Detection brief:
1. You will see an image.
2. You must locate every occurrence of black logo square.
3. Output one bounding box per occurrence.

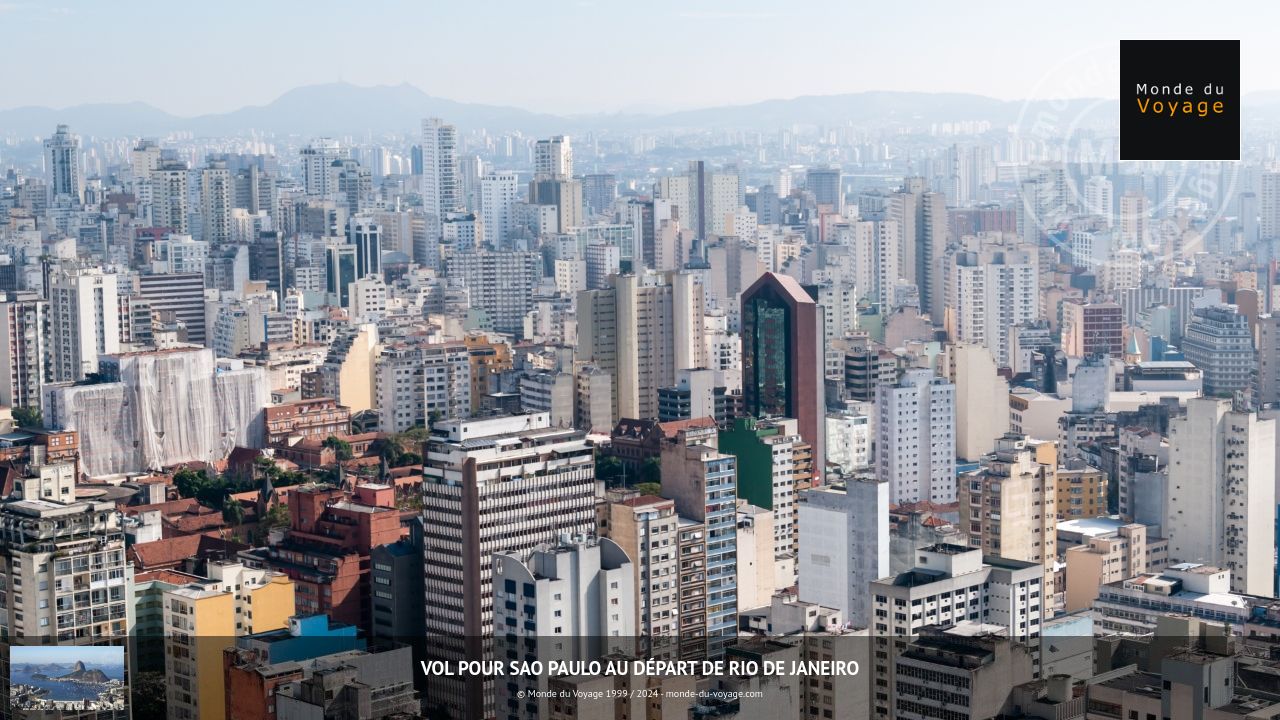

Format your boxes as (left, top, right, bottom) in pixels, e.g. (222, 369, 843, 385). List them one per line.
(1120, 39, 1240, 161)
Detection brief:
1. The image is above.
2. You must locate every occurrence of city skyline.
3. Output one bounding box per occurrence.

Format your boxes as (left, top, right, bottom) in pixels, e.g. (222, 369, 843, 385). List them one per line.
(3, 0, 1279, 116)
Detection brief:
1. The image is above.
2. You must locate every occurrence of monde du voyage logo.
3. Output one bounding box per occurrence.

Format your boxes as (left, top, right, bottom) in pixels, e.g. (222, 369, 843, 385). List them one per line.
(1120, 40, 1240, 161)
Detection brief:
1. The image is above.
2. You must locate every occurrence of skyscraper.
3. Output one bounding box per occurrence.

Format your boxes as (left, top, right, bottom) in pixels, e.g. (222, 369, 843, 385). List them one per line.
(48, 266, 120, 382)
(534, 135, 573, 178)
(578, 271, 706, 420)
(151, 159, 191, 234)
(420, 413, 596, 718)
(299, 137, 344, 196)
(478, 171, 518, 248)
(1164, 398, 1276, 595)
(0, 292, 48, 410)
(200, 160, 233, 244)
(1182, 304, 1255, 398)
(805, 166, 842, 212)
(876, 368, 957, 503)
(888, 179, 948, 321)
(421, 118, 459, 253)
(739, 272, 825, 474)
(347, 217, 382, 279)
(43, 124, 83, 203)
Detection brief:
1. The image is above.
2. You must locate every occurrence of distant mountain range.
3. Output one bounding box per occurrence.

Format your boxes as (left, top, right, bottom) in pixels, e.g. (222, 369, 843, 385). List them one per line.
(3, 82, 1280, 139)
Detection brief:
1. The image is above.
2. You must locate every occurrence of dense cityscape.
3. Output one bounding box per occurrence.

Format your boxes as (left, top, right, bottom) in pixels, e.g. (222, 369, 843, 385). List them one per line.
(4, 21, 1280, 718)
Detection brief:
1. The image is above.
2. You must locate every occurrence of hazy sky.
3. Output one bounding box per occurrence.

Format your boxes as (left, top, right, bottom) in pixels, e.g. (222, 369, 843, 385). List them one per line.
(0, 0, 1271, 115)
(10, 645, 124, 665)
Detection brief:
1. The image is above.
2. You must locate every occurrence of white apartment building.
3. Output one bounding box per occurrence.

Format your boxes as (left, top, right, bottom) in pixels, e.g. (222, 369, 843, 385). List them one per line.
(876, 368, 957, 504)
(797, 475, 889, 628)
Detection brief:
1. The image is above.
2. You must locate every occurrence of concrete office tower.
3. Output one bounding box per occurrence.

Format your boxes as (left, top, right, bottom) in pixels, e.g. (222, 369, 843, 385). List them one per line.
(1182, 304, 1255, 398)
(136, 271, 207, 345)
(534, 135, 573, 179)
(48, 266, 120, 382)
(44, 124, 83, 203)
(888, 179, 947, 321)
(420, 413, 596, 718)
(493, 537, 634, 720)
(151, 159, 191, 234)
(0, 292, 48, 410)
(581, 173, 617, 216)
(1084, 175, 1114, 226)
(659, 425, 738, 654)
(877, 368, 957, 504)
(797, 475, 888, 628)
(444, 251, 542, 335)
(325, 243, 357, 307)
(868, 545, 1044, 718)
(42, 348, 267, 478)
(201, 160, 233, 245)
(942, 342, 1011, 462)
(1256, 315, 1280, 408)
(420, 118, 459, 245)
(299, 137, 345, 196)
(584, 242, 621, 290)
(1262, 172, 1280, 241)
(945, 233, 1038, 368)
(479, 171, 518, 248)
(740, 272, 825, 474)
(959, 434, 1058, 595)
(1165, 397, 1276, 595)
(578, 271, 705, 420)
(1062, 299, 1124, 359)
(805, 166, 842, 212)
(346, 217, 382, 279)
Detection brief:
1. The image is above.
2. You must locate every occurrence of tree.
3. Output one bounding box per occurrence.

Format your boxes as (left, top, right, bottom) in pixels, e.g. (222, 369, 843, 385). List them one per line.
(639, 457, 662, 485)
(595, 454, 624, 487)
(222, 498, 246, 526)
(263, 502, 290, 528)
(633, 482, 662, 497)
(322, 435, 354, 461)
(130, 671, 167, 719)
(12, 406, 41, 429)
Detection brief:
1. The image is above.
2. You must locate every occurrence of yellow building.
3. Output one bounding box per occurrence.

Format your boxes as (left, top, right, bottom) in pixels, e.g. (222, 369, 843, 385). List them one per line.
(1056, 464, 1108, 519)
(162, 561, 295, 720)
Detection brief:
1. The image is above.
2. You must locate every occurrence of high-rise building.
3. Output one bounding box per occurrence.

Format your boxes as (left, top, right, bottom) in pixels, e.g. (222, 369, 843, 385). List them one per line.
(325, 244, 358, 308)
(1061, 299, 1124, 359)
(876, 368, 957, 504)
(534, 135, 573, 179)
(44, 124, 83, 203)
(1164, 397, 1276, 595)
(299, 137, 344, 196)
(445, 251, 542, 335)
(1063, 522, 1167, 612)
(201, 160, 233, 244)
(944, 233, 1038, 368)
(0, 291, 48, 410)
(805, 166, 842, 212)
(581, 173, 617, 216)
(888, 180, 947, 321)
(1256, 314, 1280, 408)
(658, 423, 738, 654)
(492, 537, 634, 720)
(740, 272, 825, 473)
(135, 271, 207, 345)
(151, 159, 191, 233)
(942, 342, 1011, 462)
(420, 413, 596, 718)
(1182, 304, 1255, 398)
(797, 475, 888, 628)
(375, 340, 471, 432)
(578, 271, 706, 420)
(479, 171, 519, 248)
(48, 266, 120, 382)
(1084, 175, 1114, 225)
(719, 417, 809, 569)
(597, 491, 682, 643)
(421, 118, 459, 249)
(958, 434, 1058, 595)
(1261, 171, 1280, 241)
(347, 217, 382, 279)
(868, 545, 1044, 717)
